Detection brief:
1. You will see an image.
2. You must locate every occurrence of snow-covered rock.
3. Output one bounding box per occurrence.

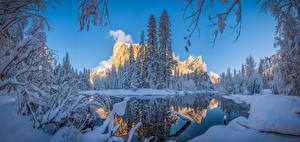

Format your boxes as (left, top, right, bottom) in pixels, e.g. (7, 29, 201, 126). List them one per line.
(225, 94, 300, 136)
(189, 120, 300, 142)
(189, 94, 300, 142)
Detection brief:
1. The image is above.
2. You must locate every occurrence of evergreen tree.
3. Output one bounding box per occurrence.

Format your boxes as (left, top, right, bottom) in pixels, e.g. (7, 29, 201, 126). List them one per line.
(63, 53, 72, 74)
(241, 64, 245, 77)
(247, 73, 263, 94)
(258, 58, 264, 76)
(233, 69, 237, 78)
(147, 14, 159, 89)
(61, 53, 76, 83)
(159, 10, 173, 88)
(77, 68, 91, 90)
(128, 44, 135, 88)
(131, 47, 143, 89)
(245, 55, 256, 77)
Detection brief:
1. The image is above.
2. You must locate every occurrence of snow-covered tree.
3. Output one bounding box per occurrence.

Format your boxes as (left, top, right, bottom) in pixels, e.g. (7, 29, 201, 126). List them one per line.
(245, 55, 256, 78)
(179, 0, 299, 95)
(77, 68, 91, 90)
(139, 31, 149, 88)
(159, 10, 174, 89)
(131, 47, 143, 89)
(217, 56, 263, 94)
(241, 64, 245, 77)
(247, 73, 263, 94)
(265, 0, 300, 96)
(147, 14, 160, 89)
(77, 0, 110, 30)
(0, 17, 53, 126)
(127, 44, 135, 88)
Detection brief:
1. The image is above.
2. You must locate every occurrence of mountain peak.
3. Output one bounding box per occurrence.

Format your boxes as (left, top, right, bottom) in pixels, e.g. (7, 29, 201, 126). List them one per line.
(90, 42, 214, 83)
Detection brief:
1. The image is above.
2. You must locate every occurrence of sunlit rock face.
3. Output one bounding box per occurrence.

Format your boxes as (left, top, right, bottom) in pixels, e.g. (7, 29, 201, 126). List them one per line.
(90, 42, 212, 82)
(173, 55, 207, 75)
(209, 72, 219, 84)
(112, 42, 140, 71)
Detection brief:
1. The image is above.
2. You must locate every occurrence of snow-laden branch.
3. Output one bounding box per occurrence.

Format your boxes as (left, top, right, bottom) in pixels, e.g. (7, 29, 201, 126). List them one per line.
(168, 110, 193, 121)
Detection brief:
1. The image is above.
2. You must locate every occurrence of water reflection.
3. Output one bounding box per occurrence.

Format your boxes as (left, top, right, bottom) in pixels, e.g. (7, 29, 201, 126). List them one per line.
(96, 94, 249, 142)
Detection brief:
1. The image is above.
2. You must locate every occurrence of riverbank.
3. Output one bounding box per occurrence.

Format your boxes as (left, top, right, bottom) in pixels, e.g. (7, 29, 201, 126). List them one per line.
(189, 93, 300, 142)
(80, 89, 217, 97)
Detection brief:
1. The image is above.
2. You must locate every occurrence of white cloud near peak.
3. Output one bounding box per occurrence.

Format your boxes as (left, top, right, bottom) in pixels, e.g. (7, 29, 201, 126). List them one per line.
(109, 30, 132, 43)
(93, 56, 112, 73)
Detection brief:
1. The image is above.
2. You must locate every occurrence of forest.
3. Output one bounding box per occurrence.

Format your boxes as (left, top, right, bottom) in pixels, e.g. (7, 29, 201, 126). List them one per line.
(0, 0, 299, 142)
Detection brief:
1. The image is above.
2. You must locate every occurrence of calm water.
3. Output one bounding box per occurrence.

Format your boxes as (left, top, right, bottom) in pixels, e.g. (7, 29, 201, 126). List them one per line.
(96, 93, 249, 142)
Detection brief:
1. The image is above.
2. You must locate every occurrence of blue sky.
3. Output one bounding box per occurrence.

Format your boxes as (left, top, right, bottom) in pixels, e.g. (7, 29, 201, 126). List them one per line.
(45, 0, 276, 74)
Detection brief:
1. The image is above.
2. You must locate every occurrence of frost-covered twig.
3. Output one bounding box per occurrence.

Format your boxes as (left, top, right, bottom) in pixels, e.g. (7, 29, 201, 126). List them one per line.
(127, 122, 142, 142)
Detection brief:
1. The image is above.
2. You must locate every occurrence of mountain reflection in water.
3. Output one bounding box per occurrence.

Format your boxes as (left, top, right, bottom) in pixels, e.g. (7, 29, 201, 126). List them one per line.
(96, 93, 249, 142)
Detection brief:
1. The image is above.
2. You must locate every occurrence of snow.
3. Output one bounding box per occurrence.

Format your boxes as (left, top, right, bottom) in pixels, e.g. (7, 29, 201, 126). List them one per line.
(143, 136, 154, 142)
(224, 94, 300, 136)
(189, 94, 300, 142)
(3, 89, 300, 142)
(0, 96, 138, 142)
(112, 97, 130, 116)
(295, 34, 300, 43)
(0, 96, 51, 142)
(189, 119, 300, 142)
(0, 95, 15, 106)
(80, 89, 216, 97)
(127, 122, 142, 142)
(82, 97, 137, 142)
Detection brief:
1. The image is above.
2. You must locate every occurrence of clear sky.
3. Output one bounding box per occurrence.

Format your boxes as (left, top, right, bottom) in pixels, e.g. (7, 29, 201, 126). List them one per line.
(45, 0, 277, 75)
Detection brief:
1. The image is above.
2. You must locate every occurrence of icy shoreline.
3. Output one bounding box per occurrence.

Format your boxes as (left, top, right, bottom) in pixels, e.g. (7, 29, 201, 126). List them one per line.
(2, 92, 300, 142)
(189, 94, 300, 142)
(80, 89, 217, 97)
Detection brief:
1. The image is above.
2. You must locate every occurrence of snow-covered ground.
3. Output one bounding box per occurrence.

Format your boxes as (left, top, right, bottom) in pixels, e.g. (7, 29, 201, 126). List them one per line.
(189, 93, 300, 142)
(0, 96, 51, 142)
(0, 96, 144, 142)
(2, 92, 300, 142)
(80, 89, 216, 97)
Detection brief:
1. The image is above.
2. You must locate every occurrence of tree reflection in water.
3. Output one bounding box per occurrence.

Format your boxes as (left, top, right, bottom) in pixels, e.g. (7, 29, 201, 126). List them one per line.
(96, 93, 249, 142)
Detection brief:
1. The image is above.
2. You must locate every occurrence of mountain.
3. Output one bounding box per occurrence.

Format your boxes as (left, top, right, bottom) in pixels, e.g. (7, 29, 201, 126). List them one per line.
(209, 72, 219, 84)
(90, 42, 218, 83)
(111, 42, 140, 71)
(174, 55, 207, 75)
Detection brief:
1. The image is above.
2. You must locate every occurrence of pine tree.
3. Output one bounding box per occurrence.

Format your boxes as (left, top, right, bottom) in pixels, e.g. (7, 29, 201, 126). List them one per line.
(233, 69, 237, 78)
(159, 10, 173, 89)
(63, 53, 72, 73)
(139, 31, 148, 88)
(77, 68, 91, 90)
(131, 47, 143, 89)
(128, 44, 135, 88)
(61, 53, 76, 83)
(147, 14, 159, 89)
(245, 55, 256, 77)
(241, 64, 245, 77)
(258, 58, 264, 76)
